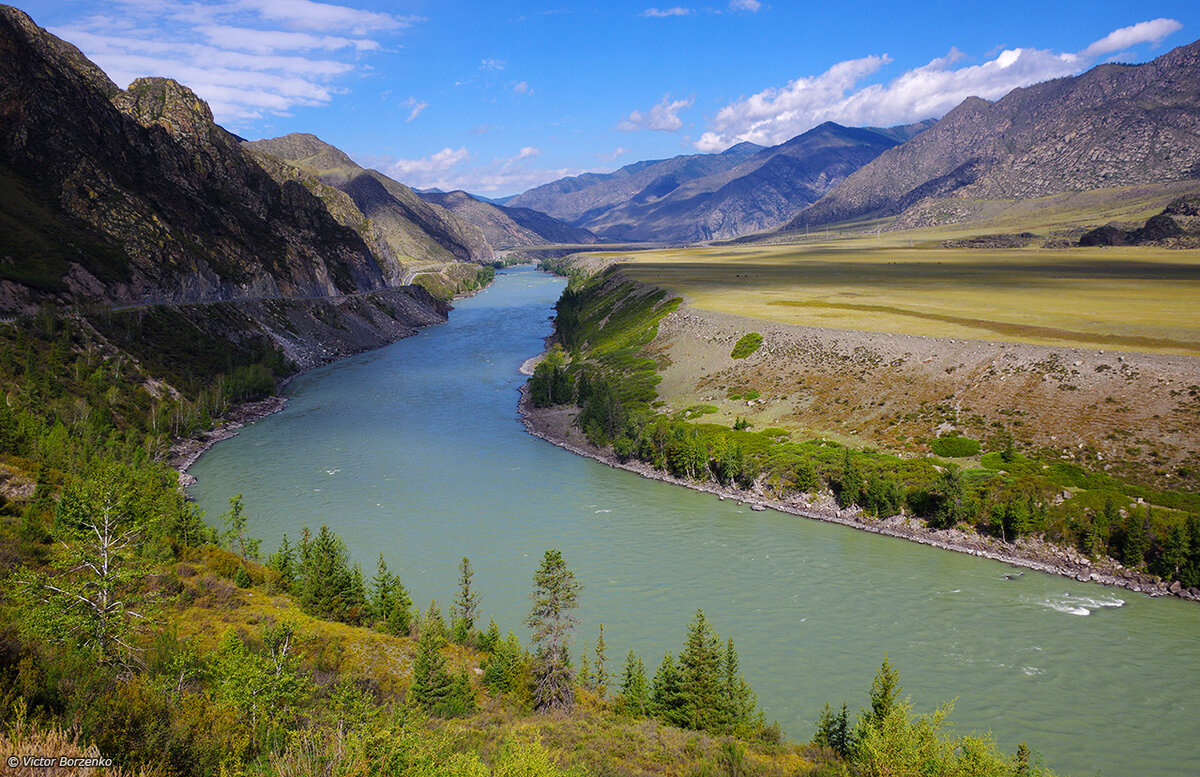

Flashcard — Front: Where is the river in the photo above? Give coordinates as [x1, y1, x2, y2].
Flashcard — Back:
[189, 266, 1199, 777]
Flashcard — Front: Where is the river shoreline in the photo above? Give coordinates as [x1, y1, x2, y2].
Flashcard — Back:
[517, 385, 1199, 603]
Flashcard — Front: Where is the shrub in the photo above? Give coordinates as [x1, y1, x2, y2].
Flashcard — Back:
[730, 333, 763, 359]
[930, 436, 981, 458]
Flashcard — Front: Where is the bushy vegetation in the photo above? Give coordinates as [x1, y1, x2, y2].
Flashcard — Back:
[731, 332, 763, 359]
[531, 269, 1200, 590]
[930, 435, 982, 458]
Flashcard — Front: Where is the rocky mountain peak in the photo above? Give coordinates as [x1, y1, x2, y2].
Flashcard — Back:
[112, 77, 217, 143]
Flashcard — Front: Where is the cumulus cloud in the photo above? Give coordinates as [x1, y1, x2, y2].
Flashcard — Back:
[640, 7, 693, 18]
[694, 18, 1183, 151]
[728, 0, 762, 12]
[49, 0, 419, 126]
[371, 145, 581, 194]
[403, 97, 427, 122]
[617, 94, 693, 132]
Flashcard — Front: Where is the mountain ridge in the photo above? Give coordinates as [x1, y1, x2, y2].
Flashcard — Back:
[785, 40, 1200, 231]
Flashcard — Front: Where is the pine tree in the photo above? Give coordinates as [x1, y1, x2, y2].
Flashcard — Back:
[221, 494, 260, 560]
[268, 535, 295, 589]
[593, 623, 609, 697]
[866, 654, 902, 728]
[453, 556, 481, 640]
[651, 651, 683, 723]
[678, 609, 723, 731]
[721, 637, 755, 729]
[479, 618, 502, 653]
[370, 554, 396, 622]
[525, 549, 581, 711]
[409, 608, 453, 713]
[814, 702, 852, 755]
[620, 649, 650, 717]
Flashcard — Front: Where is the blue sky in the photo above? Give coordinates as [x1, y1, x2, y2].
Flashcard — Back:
[28, 1, 1200, 196]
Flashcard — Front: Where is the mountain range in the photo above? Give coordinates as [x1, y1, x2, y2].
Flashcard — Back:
[785, 39, 1200, 232]
[508, 121, 935, 243]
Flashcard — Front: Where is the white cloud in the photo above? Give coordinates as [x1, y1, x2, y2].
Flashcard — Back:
[598, 147, 630, 162]
[617, 94, 693, 132]
[1081, 18, 1182, 59]
[480, 58, 507, 71]
[640, 7, 693, 18]
[728, 0, 761, 12]
[511, 80, 533, 95]
[369, 146, 584, 195]
[403, 97, 428, 122]
[49, 0, 418, 126]
[694, 18, 1184, 151]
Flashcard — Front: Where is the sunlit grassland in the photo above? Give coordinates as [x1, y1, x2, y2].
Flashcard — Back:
[596, 242, 1200, 355]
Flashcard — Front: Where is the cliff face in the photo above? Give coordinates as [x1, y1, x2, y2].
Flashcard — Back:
[0, 5, 457, 376]
[0, 6, 399, 312]
[787, 40, 1200, 230]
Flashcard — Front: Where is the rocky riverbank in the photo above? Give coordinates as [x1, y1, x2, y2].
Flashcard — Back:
[518, 386, 1199, 603]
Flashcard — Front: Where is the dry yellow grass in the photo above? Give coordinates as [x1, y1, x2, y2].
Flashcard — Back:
[601, 243, 1200, 355]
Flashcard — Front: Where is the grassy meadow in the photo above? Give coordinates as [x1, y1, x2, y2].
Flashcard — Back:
[591, 243, 1200, 356]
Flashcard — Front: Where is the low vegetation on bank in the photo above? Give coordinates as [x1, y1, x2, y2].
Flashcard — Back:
[529, 264, 1200, 594]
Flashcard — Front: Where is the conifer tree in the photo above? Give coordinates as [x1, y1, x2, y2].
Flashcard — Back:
[721, 636, 755, 729]
[593, 623, 609, 697]
[865, 654, 901, 728]
[221, 494, 260, 560]
[620, 648, 650, 717]
[483, 630, 525, 695]
[678, 609, 723, 730]
[838, 449, 864, 507]
[370, 554, 396, 622]
[479, 618, 502, 653]
[453, 556, 481, 640]
[268, 535, 295, 589]
[410, 607, 453, 713]
[651, 651, 683, 723]
[526, 549, 581, 711]
[814, 702, 852, 755]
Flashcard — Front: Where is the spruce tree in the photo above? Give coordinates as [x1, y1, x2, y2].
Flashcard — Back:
[814, 702, 852, 755]
[453, 556, 481, 640]
[678, 609, 723, 731]
[409, 608, 453, 713]
[838, 449, 864, 507]
[479, 618, 502, 653]
[526, 549, 581, 711]
[620, 649, 650, 717]
[268, 535, 295, 589]
[651, 651, 683, 723]
[866, 654, 901, 727]
[593, 623, 609, 697]
[721, 637, 755, 729]
[370, 554, 396, 622]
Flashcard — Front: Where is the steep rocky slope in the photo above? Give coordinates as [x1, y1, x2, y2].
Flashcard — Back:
[786, 40, 1200, 230]
[419, 190, 599, 249]
[0, 7, 397, 311]
[245, 133, 494, 265]
[0, 5, 455, 372]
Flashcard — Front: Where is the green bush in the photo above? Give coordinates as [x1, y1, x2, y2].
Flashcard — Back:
[930, 436, 981, 458]
[730, 333, 763, 359]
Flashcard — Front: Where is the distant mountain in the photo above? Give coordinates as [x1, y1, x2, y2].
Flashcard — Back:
[579, 122, 913, 242]
[245, 133, 493, 265]
[508, 122, 931, 243]
[786, 40, 1200, 231]
[0, 7, 402, 308]
[419, 190, 599, 249]
[507, 141, 765, 226]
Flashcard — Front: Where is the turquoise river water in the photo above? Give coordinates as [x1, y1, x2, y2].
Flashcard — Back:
[189, 266, 1199, 777]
